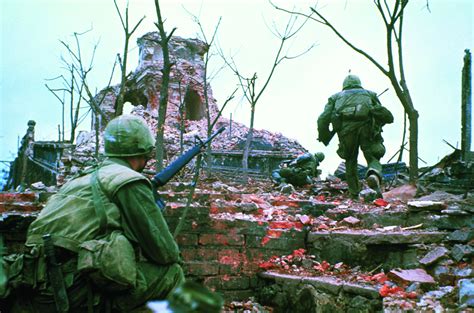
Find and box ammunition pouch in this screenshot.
[1,247,46,298]
[370,105,394,125]
[77,231,136,292]
[340,102,371,121]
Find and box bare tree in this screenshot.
[220,14,313,181]
[153,0,176,171]
[49,30,117,158]
[45,62,85,143]
[113,0,145,116]
[274,0,421,183]
[187,12,237,173]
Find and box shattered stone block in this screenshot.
[340,216,361,226]
[279,183,295,194]
[407,200,446,212]
[383,184,417,202]
[447,229,474,243]
[359,188,378,202]
[388,268,436,284]
[454,267,474,279]
[458,278,474,307]
[451,244,474,262]
[419,246,449,266]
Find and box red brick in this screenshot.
[210,219,267,235]
[218,249,245,270]
[271,199,302,207]
[199,233,245,246]
[0,202,41,213]
[219,263,243,275]
[176,234,198,246]
[268,221,304,231]
[184,261,219,276]
[209,200,239,214]
[181,247,219,262]
[246,235,305,250]
[0,192,37,203]
[219,289,255,301]
[204,275,250,290]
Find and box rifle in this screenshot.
[152,127,226,210]
[43,234,69,313]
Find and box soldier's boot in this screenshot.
[366,174,383,199]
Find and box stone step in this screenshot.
[307,229,448,270]
[258,271,382,312]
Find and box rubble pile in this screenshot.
[2,32,473,313]
[156,175,473,311]
[256,248,468,311]
[64,33,306,182]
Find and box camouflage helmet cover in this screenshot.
[342,74,362,90]
[104,115,155,157]
[314,152,325,162]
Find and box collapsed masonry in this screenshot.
[5,32,306,190]
[1,36,473,310]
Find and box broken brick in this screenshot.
[199,233,245,246]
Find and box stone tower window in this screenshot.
[184,89,204,120]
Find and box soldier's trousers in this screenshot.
[337,126,385,197]
[10,260,184,313]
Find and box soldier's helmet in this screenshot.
[314,152,325,162]
[104,115,155,157]
[342,74,362,90]
[168,281,224,313]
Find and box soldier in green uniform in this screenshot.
[272,152,325,187]
[9,115,184,312]
[317,74,394,198]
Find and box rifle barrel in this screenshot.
[152,127,226,187]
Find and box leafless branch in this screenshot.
[210,88,238,130]
[423,0,431,13]
[309,7,389,76]
[45,84,65,104]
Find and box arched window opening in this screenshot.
[184,89,204,120]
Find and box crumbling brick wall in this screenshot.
[0,191,305,300]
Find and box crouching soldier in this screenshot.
[272,152,325,187]
[4,115,184,313]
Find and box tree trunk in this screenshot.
[242,105,255,181]
[399,80,419,183]
[461,49,472,161]
[408,110,419,182]
[154,0,174,172]
[155,72,170,171]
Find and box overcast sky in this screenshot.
[1,0,473,178]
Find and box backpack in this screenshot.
[334,90,373,121]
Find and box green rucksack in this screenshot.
[334,91,373,121]
[76,169,137,292]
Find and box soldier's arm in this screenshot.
[317,98,336,145]
[114,180,181,265]
[369,92,394,125]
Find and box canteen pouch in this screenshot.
[77,231,136,291]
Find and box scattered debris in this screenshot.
[388,269,436,284]
[382,184,417,202]
[407,200,446,212]
[419,247,449,265]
